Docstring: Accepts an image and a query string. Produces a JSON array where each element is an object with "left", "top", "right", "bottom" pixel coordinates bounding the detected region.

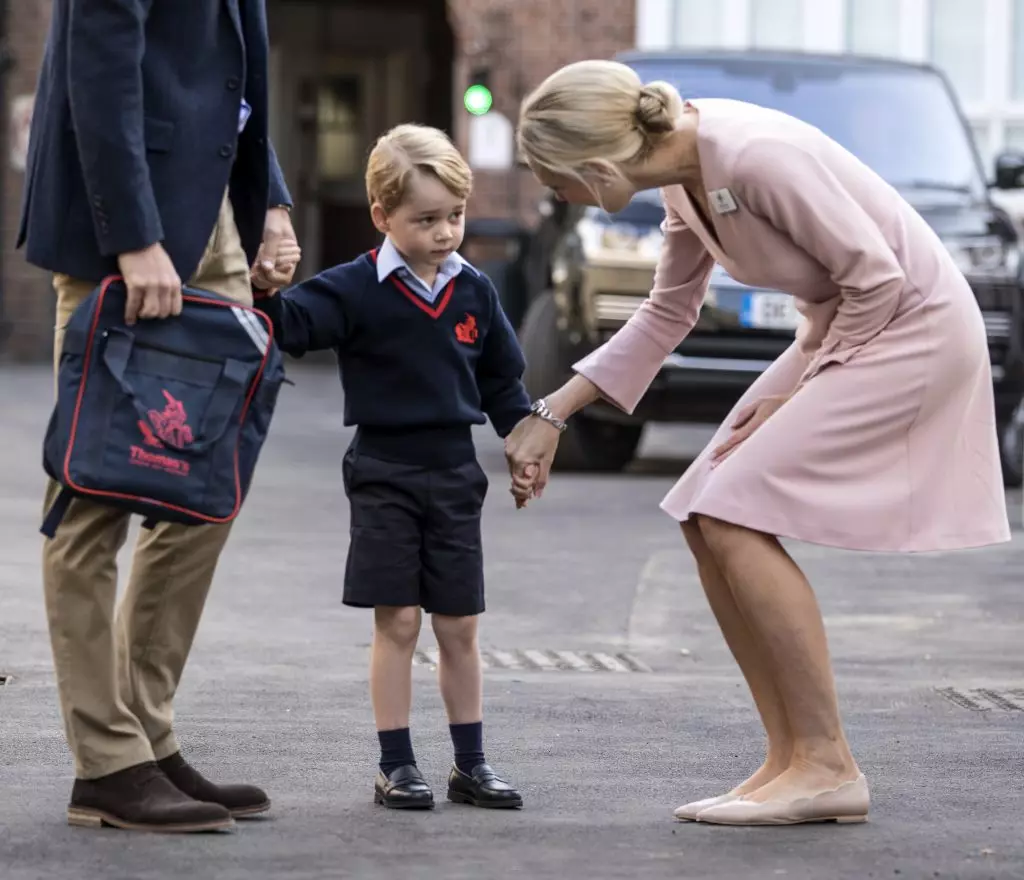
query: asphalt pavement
[{"left": 0, "top": 362, "right": 1021, "bottom": 880}]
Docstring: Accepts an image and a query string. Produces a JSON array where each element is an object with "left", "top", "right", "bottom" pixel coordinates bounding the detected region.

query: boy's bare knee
[
  {"left": 432, "top": 613, "right": 478, "bottom": 654},
  {"left": 374, "top": 606, "right": 422, "bottom": 649}
]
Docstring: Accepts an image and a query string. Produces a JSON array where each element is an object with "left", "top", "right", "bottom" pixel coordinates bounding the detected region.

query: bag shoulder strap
[{"left": 40, "top": 487, "right": 75, "bottom": 539}]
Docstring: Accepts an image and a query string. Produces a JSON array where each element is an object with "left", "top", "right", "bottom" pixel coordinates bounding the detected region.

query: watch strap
[{"left": 530, "top": 398, "right": 567, "bottom": 432}]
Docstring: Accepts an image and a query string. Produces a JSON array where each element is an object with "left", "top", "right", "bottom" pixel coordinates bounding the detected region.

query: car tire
[
  {"left": 998, "top": 401, "right": 1024, "bottom": 488},
  {"left": 519, "top": 291, "right": 643, "bottom": 472}
]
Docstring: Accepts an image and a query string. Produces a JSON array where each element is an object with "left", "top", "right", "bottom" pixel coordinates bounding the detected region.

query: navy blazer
[{"left": 17, "top": 0, "right": 292, "bottom": 284}]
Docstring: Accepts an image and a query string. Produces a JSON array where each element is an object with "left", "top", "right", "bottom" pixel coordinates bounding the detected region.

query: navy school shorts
[{"left": 341, "top": 448, "right": 487, "bottom": 616}]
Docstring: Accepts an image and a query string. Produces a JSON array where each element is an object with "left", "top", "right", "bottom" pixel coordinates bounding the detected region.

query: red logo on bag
[
  {"left": 129, "top": 389, "right": 191, "bottom": 477},
  {"left": 137, "top": 419, "right": 164, "bottom": 448},
  {"left": 148, "top": 391, "right": 194, "bottom": 447},
  {"left": 455, "top": 313, "right": 478, "bottom": 344}
]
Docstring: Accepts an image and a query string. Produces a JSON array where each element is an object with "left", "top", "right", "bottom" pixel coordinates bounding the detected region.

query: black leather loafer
[
  {"left": 447, "top": 763, "right": 523, "bottom": 809},
  {"left": 374, "top": 765, "right": 435, "bottom": 809}
]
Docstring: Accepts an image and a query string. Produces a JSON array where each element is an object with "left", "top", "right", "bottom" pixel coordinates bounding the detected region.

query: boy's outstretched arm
[
  {"left": 252, "top": 260, "right": 357, "bottom": 358},
  {"left": 477, "top": 282, "right": 533, "bottom": 438}
]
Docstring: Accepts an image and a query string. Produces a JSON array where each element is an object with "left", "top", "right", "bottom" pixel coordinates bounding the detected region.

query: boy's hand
[
  {"left": 251, "top": 240, "right": 302, "bottom": 292},
  {"left": 512, "top": 464, "right": 539, "bottom": 509}
]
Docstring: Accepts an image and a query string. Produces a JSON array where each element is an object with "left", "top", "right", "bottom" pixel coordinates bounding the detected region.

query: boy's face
[{"left": 372, "top": 170, "right": 467, "bottom": 274}]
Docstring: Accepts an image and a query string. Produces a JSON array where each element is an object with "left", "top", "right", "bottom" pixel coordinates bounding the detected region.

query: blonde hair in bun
[
  {"left": 517, "top": 59, "right": 684, "bottom": 186},
  {"left": 634, "top": 82, "right": 684, "bottom": 136}
]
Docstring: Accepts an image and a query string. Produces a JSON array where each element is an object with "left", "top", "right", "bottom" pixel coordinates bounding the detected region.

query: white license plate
[{"left": 740, "top": 292, "right": 799, "bottom": 331}]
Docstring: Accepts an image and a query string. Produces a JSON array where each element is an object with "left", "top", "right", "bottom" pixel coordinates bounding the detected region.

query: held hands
[
  {"left": 505, "top": 384, "right": 790, "bottom": 502},
  {"left": 504, "top": 414, "right": 562, "bottom": 508},
  {"left": 117, "top": 208, "right": 301, "bottom": 325},
  {"left": 710, "top": 393, "right": 790, "bottom": 467},
  {"left": 511, "top": 464, "right": 540, "bottom": 509},
  {"left": 117, "top": 242, "right": 182, "bottom": 325},
  {"left": 250, "top": 239, "right": 302, "bottom": 292},
  {"left": 250, "top": 207, "right": 302, "bottom": 293}
]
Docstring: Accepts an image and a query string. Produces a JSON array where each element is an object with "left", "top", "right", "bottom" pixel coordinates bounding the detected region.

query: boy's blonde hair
[
  {"left": 517, "top": 59, "right": 683, "bottom": 184},
  {"left": 365, "top": 124, "right": 473, "bottom": 214}
]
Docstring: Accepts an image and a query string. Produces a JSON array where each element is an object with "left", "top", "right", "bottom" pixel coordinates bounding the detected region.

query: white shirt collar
[{"left": 376, "top": 237, "right": 476, "bottom": 286}]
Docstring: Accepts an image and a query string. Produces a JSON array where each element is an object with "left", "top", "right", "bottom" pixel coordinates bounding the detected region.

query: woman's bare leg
[
  {"left": 694, "top": 515, "right": 859, "bottom": 802},
  {"left": 681, "top": 521, "right": 793, "bottom": 793}
]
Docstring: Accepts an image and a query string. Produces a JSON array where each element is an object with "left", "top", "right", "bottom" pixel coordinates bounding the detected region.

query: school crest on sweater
[{"left": 455, "top": 313, "right": 479, "bottom": 345}]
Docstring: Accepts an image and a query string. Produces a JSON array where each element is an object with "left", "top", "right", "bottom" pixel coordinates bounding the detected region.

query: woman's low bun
[{"left": 634, "top": 81, "right": 684, "bottom": 136}]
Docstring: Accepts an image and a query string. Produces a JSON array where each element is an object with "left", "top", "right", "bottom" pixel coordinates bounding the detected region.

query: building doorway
[{"left": 267, "top": 0, "right": 454, "bottom": 275}]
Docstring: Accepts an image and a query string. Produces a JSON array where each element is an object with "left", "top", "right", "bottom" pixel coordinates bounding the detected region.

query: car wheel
[
  {"left": 998, "top": 400, "right": 1024, "bottom": 488},
  {"left": 519, "top": 291, "right": 643, "bottom": 472}
]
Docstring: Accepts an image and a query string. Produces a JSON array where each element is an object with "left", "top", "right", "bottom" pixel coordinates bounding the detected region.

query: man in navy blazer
[{"left": 19, "top": 0, "right": 298, "bottom": 833}]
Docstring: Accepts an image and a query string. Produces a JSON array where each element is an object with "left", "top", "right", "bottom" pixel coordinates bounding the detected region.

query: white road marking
[
  {"left": 552, "top": 650, "right": 592, "bottom": 672},
  {"left": 489, "top": 650, "right": 523, "bottom": 670},
  {"left": 590, "top": 652, "right": 630, "bottom": 673},
  {"left": 522, "top": 649, "right": 557, "bottom": 670},
  {"left": 617, "top": 652, "right": 653, "bottom": 673},
  {"left": 626, "top": 549, "right": 701, "bottom": 650}
]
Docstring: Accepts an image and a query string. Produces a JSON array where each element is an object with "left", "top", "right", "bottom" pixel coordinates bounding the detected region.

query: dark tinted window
[{"left": 625, "top": 57, "right": 985, "bottom": 195}]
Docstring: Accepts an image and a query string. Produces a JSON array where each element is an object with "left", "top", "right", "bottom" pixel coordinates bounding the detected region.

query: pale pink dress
[{"left": 573, "top": 99, "right": 1010, "bottom": 552}]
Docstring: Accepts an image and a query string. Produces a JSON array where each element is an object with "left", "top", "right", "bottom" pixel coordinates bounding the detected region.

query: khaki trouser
[{"left": 43, "top": 192, "right": 253, "bottom": 779}]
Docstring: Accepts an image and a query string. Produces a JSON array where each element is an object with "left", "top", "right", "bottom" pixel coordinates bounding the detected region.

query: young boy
[{"left": 250, "top": 124, "right": 535, "bottom": 810}]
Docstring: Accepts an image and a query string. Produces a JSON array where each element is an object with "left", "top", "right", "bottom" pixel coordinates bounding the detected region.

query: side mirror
[{"left": 994, "top": 151, "right": 1024, "bottom": 190}]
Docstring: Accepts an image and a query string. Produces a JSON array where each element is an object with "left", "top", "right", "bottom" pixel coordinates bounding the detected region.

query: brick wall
[
  {"left": 448, "top": 0, "right": 636, "bottom": 226},
  {"left": 1, "top": 0, "right": 53, "bottom": 361}
]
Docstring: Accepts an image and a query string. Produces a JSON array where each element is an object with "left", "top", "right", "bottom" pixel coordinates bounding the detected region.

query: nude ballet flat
[
  {"left": 673, "top": 793, "right": 739, "bottom": 822},
  {"left": 694, "top": 774, "right": 870, "bottom": 826}
]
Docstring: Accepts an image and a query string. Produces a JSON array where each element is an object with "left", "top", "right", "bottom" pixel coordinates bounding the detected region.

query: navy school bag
[{"left": 41, "top": 275, "right": 286, "bottom": 537}]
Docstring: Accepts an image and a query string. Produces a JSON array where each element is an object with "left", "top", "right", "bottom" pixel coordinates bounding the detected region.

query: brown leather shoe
[
  {"left": 158, "top": 752, "right": 270, "bottom": 818},
  {"left": 68, "top": 762, "right": 234, "bottom": 832}
]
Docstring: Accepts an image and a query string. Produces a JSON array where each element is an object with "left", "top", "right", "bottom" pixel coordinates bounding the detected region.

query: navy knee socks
[
  {"left": 378, "top": 722, "right": 485, "bottom": 775},
  {"left": 450, "top": 721, "right": 485, "bottom": 775},
  {"left": 378, "top": 728, "right": 416, "bottom": 775}
]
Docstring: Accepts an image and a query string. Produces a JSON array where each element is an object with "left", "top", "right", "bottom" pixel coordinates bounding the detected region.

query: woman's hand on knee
[{"left": 711, "top": 394, "right": 790, "bottom": 466}]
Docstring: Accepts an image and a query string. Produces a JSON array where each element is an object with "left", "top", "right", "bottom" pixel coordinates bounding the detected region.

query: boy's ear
[{"left": 370, "top": 202, "right": 390, "bottom": 235}]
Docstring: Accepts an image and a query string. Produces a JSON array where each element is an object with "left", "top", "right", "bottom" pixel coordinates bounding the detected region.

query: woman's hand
[
  {"left": 504, "top": 376, "right": 602, "bottom": 507},
  {"left": 504, "top": 415, "right": 562, "bottom": 507},
  {"left": 710, "top": 393, "right": 790, "bottom": 466}
]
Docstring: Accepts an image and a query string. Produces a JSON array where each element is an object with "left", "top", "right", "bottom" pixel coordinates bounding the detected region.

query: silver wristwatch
[{"left": 530, "top": 398, "right": 568, "bottom": 433}]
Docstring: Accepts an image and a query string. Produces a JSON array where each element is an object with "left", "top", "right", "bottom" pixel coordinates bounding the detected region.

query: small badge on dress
[{"left": 709, "top": 188, "right": 738, "bottom": 214}]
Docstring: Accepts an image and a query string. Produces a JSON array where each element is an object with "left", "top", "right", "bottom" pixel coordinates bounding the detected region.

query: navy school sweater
[{"left": 255, "top": 250, "right": 532, "bottom": 468}]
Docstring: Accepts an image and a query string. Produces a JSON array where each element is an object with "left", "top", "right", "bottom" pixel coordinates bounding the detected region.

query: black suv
[{"left": 518, "top": 49, "right": 1024, "bottom": 485}]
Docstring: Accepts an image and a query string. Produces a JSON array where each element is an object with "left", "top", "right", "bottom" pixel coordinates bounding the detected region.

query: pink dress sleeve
[
  {"left": 734, "top": 138, "right": 905, "bottom": 386},
  {"left": 572, "top": 198, "right": 715, "bottom": 413}
]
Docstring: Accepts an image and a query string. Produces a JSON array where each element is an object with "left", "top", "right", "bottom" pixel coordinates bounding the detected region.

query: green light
[{"left": 464, "top": 84, "right": 493, "bottom": 116}]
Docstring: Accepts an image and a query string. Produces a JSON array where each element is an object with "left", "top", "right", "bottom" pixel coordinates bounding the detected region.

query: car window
[{"left": 624, "top": 57, "right": 985, "bottom": 197}]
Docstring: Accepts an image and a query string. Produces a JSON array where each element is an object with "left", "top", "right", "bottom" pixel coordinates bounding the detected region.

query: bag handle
[{"left": 102, "top": 328, "right": 252, "bottom": 456}]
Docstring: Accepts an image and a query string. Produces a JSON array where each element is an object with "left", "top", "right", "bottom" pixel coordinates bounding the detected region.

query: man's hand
[
  {"left": 259, "top": 207, "right": 296, "bottom": 275},
  {"left": 251, "top": 240, "right": 302, "bottom": 292},
  {"left": 117, "top": 243, "right": 182, "bottom": 326}
]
